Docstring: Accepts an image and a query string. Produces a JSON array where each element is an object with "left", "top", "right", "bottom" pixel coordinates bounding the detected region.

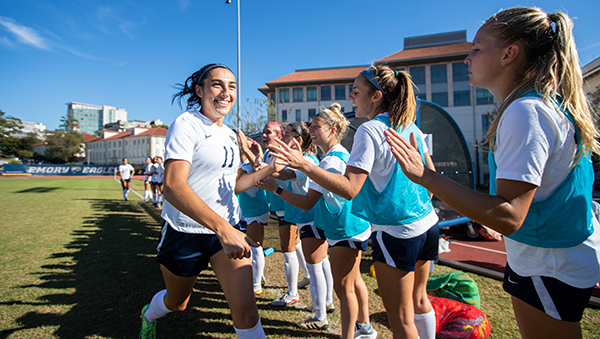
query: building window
[
  {"left": 477, "top": 88, "right": 494, "bottom": 105},
  {"left": 293, "top": 88, "right": 303, "bottom": 102},
  {"left": 453, "top": 63, "right": 471, "bottom": 106},
  {"left": 410, "top": 66, "right": 426, "bottom": 100},
  {"left": 269, "top": 93, "right": 276, "bottom": 105},
  {"left": 280, "top": 88, "right": 289, "bottom": 103},
  {"left": 295, "top": 109, "right": 301, "bottom": 121},
  {"left": 482, "top": 115, "right": 491, "bottom": 134},
  {"left": 308, "top": 109, "right": 316, "bottom": 119},
  {"left": 282, "top": 110, "right": 287, "bottom": 122},
  {"left": 321, "top": 86, "right": 331, "bottom": 101},
  {"left": 430, "top": 64, "right": 448, "bottom": 107},
  {"left": 335, "top": 85, "right": 346, "bottom": 100},
  {"left": 307, "top": 87, "right": 317, "bottom": 102}
]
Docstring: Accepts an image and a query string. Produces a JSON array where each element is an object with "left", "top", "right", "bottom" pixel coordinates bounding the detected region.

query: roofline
[
  {"left": 379, "top": 52, "right": 470, "bottom": 64},
  {"left": 293, "top": 64, "right": 370, "bottom": 73}
]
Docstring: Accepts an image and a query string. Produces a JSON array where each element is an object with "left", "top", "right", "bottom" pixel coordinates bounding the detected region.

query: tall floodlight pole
[{"left": 226, "top": 0, "right": 241, "bottom": 130}]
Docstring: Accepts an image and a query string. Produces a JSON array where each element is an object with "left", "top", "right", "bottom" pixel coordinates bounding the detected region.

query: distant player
[
  {"left": 151, "top": 156, "right": 165, "bottom": 208},
  {"left": 140, "top": 157, "right": 154, "bottom": 204},
  {"left": 118, "top": 158, "right": 135, "bottom": 201}
]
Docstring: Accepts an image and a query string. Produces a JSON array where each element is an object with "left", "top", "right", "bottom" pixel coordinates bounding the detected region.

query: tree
[
  {"left": 0, "top": 109, "right": 23, "bottom": 137},
  {"left": 45, "top": 115, "right": 84, "bottom": 163},
  {"left": 0, "top": 133, "right": 40, "bottom": 158},
  {"left": 224, "top": 97, "right": 275, "bottom": 136}
]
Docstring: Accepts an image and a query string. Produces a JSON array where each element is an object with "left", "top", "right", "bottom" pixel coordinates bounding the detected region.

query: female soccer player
[
  {"left": 386, "top": 7, "right": 600, "bottom": 339},
  {"left": 139, "top": 63, "right": 281, "bottom": 339},
  {"left": 272, "top": 65, "right": 438, "bottom": 339}
]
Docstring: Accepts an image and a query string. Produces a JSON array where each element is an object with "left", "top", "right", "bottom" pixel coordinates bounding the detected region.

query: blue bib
[
  {"left": 351, "top": 115, "right": 434, "bottom": 225},
  {"left": 489, "top": 91, "right": 594, "bottom": 248},
  {"left": 314, "top": 149, "right": 371, "bottom": 240},
  {"left": 263, "top": 150, "right": 286, "bottom": 212},
  {"left": 284, "top": 154, "right": 319, "bottom": 224}
]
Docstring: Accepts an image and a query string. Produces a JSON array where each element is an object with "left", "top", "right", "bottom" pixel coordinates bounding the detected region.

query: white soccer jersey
[
  {"left": 119, "top": 164, "right": 135, "bottom": 180},
  {"left": 161, "top": 110, "right": 242, "bottom": 234}
]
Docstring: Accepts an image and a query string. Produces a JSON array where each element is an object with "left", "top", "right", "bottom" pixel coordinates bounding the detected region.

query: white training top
[
  {"left": 118, "top": 164, "right": 135, "bottom": 180},
  {"left": 309, "top": 144, "right": 347, "bottom": 214},
  {"left": 144, "top": 163, "right": 154, "bottom": 181},
  {"left": 161, "top": 110, "right": 241, "bottom": 234},
  {"left": 151, "top": 163, "right": 164, "bottom": 183},
  {"left": 348, "top": 112, "right": 437, "bottom": 238},
  {"left": 496, "top": 96, "right": 600, "bottom": 288}
]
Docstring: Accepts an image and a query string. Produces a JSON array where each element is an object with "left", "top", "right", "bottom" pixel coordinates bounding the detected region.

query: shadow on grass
[{"left": 0, "top": 198, "right": 235, "bottom": 338}]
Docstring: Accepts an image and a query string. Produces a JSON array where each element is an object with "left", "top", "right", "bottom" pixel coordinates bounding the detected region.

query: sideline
[{"left": 451, "top": 241, "right": 507, "bottom": 255}]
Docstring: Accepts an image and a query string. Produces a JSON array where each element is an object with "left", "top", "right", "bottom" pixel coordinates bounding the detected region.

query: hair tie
[
  {"left": 195, "top": 64, "right": 230, "bottom": 85},
  {"left": 289, "top": 121, "right": 303, "bottom": 137},
  {"left": 361, "top": 67, "right": 390, "bottom": 102},
  {"left": 316, "top": 111, "right": 334, "bottom": 126},
  {"left": 394, "top": 70, "right": 399, "bottom": 77}
]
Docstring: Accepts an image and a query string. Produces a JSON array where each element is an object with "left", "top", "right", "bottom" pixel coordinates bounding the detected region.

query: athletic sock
[
  {"left": 414, "top": 308, "right": 436, "bottom": 339},
  {"left": 126, "top": 189, "right": 130, "bottom": 197},
  {"left": 295, "top": 242, "right": 310, "bottom": 280},
  {"left": 251, "top": 246, "right": 265, "bottom": 292},
  {"left": 158, "top": 194, "right": 163, "bottom": 204},
  {"left": 144, "top": 289, "right": 171, "bottom": 322},
  {"left": 144, "top": 190, "right": 151, "bottom": 201},
  {"left": 282, "top": 252, "right": 299, "bottom": 296},
  {"left": 153, "top": 193, "right": 157, "bottom": 202},
  {"left": 321, "top": 256, "right": 334, "bottom": 306},
  {"left": 306, "top": 261, "right": 327, "bottom": 321},
  {"left": 234, "top": 318, "right": 265, "bottom": 339},
  {"left": 123, "top": 189, "right": 127, "bottom": 198}
]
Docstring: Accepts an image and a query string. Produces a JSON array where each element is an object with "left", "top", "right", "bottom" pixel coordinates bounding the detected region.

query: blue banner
[{"left": 3, "top": 164, "right": 120, "bottom": 176}]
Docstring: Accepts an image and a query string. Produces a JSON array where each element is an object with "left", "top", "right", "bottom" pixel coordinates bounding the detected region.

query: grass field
[{"left": 0, "top": 177, "right": 599, "bottom": 338}]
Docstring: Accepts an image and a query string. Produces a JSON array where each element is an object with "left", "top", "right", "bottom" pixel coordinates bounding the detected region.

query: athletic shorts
[
  {"left": 233, "top": 220, "right": 248, "bottom": 233},
  {"left": 156, "top": 222, "right": 223, "bottom": 277},
  {"left": 371, "top": 224, "right": 439, "bottom": 271},
  {"left": 503, "top": 263, "right": 594, "bottom": 322},
  {"left": 155, "top": 182, "right": 163, "bottom": 187},
  {"left": 243, "top": 212, "right": 270, "bottom": 226},
  {"left": 122, "top": 178, "right": 131, "bottom": 183},
  {"left": 299, "top": 224, "right": 325, "bottom": 240},
  {"left": 329, "top": 238, "right": 369, "bottom": 251}
]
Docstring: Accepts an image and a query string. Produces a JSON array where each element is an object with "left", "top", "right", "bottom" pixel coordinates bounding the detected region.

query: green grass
[{"left": 0, "top": 177, "right": 598, "bottom": 338}]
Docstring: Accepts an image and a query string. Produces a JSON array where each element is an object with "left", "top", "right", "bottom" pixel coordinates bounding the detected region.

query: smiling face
[
  {"left": 309, "top": 116, "right": 333, "bottom": 147},
  {"left": 283, "top": 125, "right": 300, "bottom": 150},
  {"left": 195, "top": 67, "right": 236, "bottom": 125},
  {"left": 261, "top": 123, "right": 281, "bottom": 147}
]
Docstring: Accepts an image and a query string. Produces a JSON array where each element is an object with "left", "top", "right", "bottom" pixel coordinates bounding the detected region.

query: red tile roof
[
  {"left": 124, "top": 127, "right": 167, "bottom": 137},
  {"left": 266, "top": 66, "right": 366, "bottom": 86},
  {"left": 377, "top": 42, "right": 472, "bottom": 63}
]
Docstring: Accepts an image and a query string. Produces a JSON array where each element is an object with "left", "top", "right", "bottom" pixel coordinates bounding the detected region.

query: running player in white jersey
[
  {"left": 139, "top": 63, "right": 280, "bottom": 339},
  {"left": 118, "top": 158, "right": 135, "bottom": 201}
]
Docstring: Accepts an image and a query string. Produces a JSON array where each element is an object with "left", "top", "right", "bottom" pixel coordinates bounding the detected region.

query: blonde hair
[
  {"left": 483, "top": 7, "right": 600, "bottom": 162},
  {"left": 316, "top": 103, "right": 350, "bottom": 143},
  {"left": 362, "top": 64, "right": 417, "bottom": 131}
]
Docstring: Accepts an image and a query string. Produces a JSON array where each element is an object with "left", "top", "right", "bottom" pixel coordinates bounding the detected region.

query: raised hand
[
  {"left": 384, "top": 127, "right": 427, "bottom": 184},
  {"left": 255, "top": 175, "right": 278, "bottom": 192},
  {"left": 270, "top": 138, "right": 306, "bottom": 170}
]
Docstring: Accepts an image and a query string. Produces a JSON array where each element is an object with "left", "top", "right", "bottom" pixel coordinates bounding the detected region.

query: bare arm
[
  {"left": 235, "top": 160, "right": 283, "bottom": 194},
  {"left": 163, "top": 159, "right": 257, "bottom": 259},
  {"left": 385, "top": 128, "right": 536, "bottom": 235},
  {"left": 256, "top": 176, "right": 322, "bottom": 211},
  {"left": 237, "top": 129, "right": 257, "bottom": 167},
  {"left": 270, "top": 138, "right": 368, "bottom": 200},
  {"left": 423, "top": 152, "right": 435, "bottom": 199}
]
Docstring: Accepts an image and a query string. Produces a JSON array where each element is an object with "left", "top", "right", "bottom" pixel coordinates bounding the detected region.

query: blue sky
[{"left": 1, "top": 0, "right": 599, "bottom": 131}]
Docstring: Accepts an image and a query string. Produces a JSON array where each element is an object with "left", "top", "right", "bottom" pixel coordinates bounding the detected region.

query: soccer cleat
[
  {"left": 139, "top": 304, "right": 156, "bottom": 339},
  {"left": 298, "top": 277, "right": 310, "bottom": 289},
  {"left": 354, "top": 321, "right": 377, "bottom": 339},
  {"left": 305, "top": 303, "right": 335, "bottom": 314},
  {"left": 270, "top": 292, "right": 299, "bottom": 306},
  {"left": 139, "top": 201, "right": 146, "bottom": 205},
  {"left": 254, "top": 287, "right": 263, "bottom": 296},
  {"left": 261, "top": 276, "right": 266, "bottom": 286},
  {"left": 124, "top": 197, "right": 129, "bottom": 201},
  {"left": 296, "top": 316, "right": 329, "bottom": 330}
]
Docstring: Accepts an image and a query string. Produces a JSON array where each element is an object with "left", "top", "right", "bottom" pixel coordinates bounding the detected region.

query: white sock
[
  {"left": 126, "top": 189, "right": 130, "bottom": 197},
  {"left": 144, "top": 190, "right": 151, "bottom": 201},
  {"left": 295, "top": 242, "right": 310, "bottom": 280},
  {"left": 144, "top": 289, "right": 171, "bottom": 322},
  {"left": 282, "top": 252, "right": 298, "bottom": 295},
  {"left": 123, "top": 189, "right": 127, "bottom": 198},
  {"left": 153, "top": 193, "right": 157, "bottom": 202},
  {"left": 321, "top": 256, "right": 334, "bottom": 305},
  {"left": 158, "top": 194, "right": 163, "bottom": 204},
  {"left": 234, "top": 318, "right": 265, "bottom": 339},
  {"left": 414, "top": 308, "right": 436, "bottom": 339},
  {"left": 306, "top": 262, "right": 327, "bottom": 321},
  {"left": 251, "top": 246, "right": 265, "bottom": 292}
]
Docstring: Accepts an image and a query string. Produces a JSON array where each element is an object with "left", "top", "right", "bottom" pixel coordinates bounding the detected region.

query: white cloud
[{"left": 0, "top": 16, "right": 50, "bottom": 50}]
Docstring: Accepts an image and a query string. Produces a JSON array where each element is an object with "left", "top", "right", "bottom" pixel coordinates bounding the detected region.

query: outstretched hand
[
  {"left": 255, "top": 175, "right": 278, "bottom": 192},
  {"left": 270, "top": 138, "right": 306, "bottom": 170},
  {"left": 384, "top": 128, "right": 427, "bottom": 185}
]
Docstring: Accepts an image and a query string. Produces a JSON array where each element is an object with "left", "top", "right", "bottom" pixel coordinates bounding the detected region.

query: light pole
[{"left": 226, "top": 0, "right": 241, "bottom": 130}]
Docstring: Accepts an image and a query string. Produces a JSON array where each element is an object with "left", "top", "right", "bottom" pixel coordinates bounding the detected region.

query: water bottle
[{"left": 263, "top": 247, "right": 274, "bottom": 257}]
